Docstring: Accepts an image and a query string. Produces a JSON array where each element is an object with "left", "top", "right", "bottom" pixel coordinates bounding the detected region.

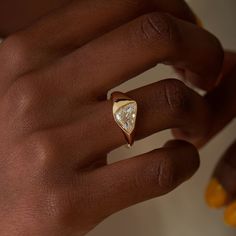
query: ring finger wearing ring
[{"left": 48, "top": 79, "right": 209, "bottom": 167}]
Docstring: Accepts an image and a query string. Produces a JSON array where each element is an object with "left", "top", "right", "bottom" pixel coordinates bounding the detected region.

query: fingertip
[
  {"left": 164, "top": 140, "right": 200, "bottom": 182},
  {"left": 165, "top": 140, "right": 199, "bottom": 160}
]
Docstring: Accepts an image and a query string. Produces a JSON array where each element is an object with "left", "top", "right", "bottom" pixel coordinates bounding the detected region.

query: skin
[
  {"left": 0, "top": 0, "right": 234, "bottom": 234},
  {"left": 203, "top": 52, "right": 236, "bottom": 222}
]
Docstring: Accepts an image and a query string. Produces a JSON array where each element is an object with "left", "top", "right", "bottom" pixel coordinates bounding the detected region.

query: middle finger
[{"left": 31, "top": 11, "right": 223, "bottom": 101}]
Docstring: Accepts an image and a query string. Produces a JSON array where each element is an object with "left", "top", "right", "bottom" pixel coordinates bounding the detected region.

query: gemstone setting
[{"left": 113, "top": 101, "right": 137, "bottom": 135}]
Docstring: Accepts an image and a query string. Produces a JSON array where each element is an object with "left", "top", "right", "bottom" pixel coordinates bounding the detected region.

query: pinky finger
[{"left": 85, "top": 140, "right": 199, "bottom": 218}]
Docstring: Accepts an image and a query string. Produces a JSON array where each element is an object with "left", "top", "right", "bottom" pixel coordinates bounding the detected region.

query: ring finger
[{"left": 37, "top": 79, "right": 209, "bottom": 166}]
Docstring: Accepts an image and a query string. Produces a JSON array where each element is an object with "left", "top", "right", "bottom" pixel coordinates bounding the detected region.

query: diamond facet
[{"left": 113, "top": 101, "right": 137, "bottom": 134}]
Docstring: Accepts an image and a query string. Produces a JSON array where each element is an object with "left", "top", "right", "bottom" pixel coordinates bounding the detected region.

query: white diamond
[{"left": 114, "top": 102, "right": 137, "bottom": 134}]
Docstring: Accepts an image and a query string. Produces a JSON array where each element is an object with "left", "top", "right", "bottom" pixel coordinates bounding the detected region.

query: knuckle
[
  {"left": 135, "top": 155, "right": 176, "bottom": 191},
  {"left": 4, "top": 78, "right": 41, "bottom": 130},
  {"left": 139, "top": 13, "right": 180, "bottom": 48},
  {"left": 158, "top": 159, "right": 175, "bottom": 189},
  {"left": 1, "top": 35, "right": 31, "bottom": 72},
  {"left": 161, "top": 79, "right": 191, "bottom": 117},
  {"left": 26, "top": 132, "right": 58, "bottom": 164},
  {"left": 154, "top": 157, "right": 175, "bottom": 189}
]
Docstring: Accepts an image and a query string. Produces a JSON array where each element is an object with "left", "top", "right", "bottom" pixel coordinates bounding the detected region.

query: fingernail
[
  {"left": 205, "top": 178, "right": 228, "bottom": 208},
  {"left": 224, "top": 201, "right": 236, "bottom": 227}
]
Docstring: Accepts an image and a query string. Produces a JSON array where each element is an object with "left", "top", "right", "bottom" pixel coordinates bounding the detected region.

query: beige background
[{"left": 88, "top": 1, "right": 236, "bottom": 236}]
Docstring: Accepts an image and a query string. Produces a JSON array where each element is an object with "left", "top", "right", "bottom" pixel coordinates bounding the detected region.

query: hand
[
  {"left": 197, "top": 51, "right": 236, "bottom": 227},
  {"left": 0, "top": 0, "right": 223, "bottom": 235}
]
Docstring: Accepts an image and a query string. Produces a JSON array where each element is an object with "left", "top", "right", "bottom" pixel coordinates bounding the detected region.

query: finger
[
  {"left": 37, "top": 12, "right": 222, "bottom": 100},
  {"left": 174, "top": 51, "right": 236, "bottom": 147},
  {"left": 100, "top": 79, "right": 209, "bottom": 150},
  {"left": 220, "top": 51, "right": 236, "bottom": 80},
  {"left": 0, "top": 0, "right": 198, "bottom": 76},
  {"left": 203, "top": 58, "right": 236, "bottom": 227},
  {"left": 205, "top": 141, "right": 236, "bottom": 214},
  {"left": 195, "top": 54, "right": 236, "bottom": 147},
  {"left": 39, "top": 79, "right": 208, "bottom": 166},
  {"left": 81, "top": 140, "right": 199, "bottom": 218}
]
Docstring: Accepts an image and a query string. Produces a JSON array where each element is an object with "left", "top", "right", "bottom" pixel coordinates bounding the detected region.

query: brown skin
[
  {"left": 203, "top": 52, "right": 236, "bottom": 202},
  {"left": 0, "top": 0, "right": 232, "bottom": 235}
]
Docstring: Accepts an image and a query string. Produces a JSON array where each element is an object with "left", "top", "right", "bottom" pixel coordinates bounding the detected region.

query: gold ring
[{"left": 111, "top": 92, "right": 137, "bottom": 147}]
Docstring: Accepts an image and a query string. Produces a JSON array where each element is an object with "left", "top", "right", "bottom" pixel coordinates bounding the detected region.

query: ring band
[{"left": 111, "top": 92, "right": 137, "bottom": 147}]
